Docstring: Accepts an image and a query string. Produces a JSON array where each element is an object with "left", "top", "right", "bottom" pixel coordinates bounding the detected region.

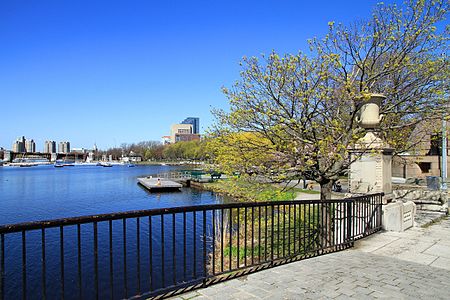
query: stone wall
[{"left": 393, "top": 186, "right": 448, "bottom": 212}]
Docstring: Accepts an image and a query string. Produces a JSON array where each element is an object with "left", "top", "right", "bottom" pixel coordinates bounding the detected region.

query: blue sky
[{"left": 0, "top": 0, "right": 395, "bottom": 150}]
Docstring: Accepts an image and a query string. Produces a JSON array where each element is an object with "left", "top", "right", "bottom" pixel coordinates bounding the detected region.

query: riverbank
[
  {"left": 136, "top": 160, "right": 207, "bottom": 166},
  {"left": 200, "top": 178, "right": 319, "bottom": 202}
]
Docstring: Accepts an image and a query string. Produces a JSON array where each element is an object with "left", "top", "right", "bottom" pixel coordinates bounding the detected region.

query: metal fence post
[{"left": 346, "top": 201, "right": 353, "bottom": 245}]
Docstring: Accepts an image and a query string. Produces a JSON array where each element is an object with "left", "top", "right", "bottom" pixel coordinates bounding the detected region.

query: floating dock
[{"left": 137, "top": 177, "right": 183, "bottom": 192}]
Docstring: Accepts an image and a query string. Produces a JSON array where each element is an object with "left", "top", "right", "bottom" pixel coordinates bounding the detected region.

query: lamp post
[
  {"left": 442, "top": 117, "right": 447, "bottom": 190},
  {"left": 440, "top": 53, "right": 448, "bottom": 191}
]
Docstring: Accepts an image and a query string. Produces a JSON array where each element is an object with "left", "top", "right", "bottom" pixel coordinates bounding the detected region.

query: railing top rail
[{"left": 0, "top": 193, "right": 384, "bottom": 234}]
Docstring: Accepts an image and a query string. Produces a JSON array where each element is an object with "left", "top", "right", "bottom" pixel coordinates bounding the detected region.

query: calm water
[
  {"left": 0, "top": 164, "right": 224, "bottom": 299},
  {"left": 0, "top": 164, "right": 222, "bottom": 225}
]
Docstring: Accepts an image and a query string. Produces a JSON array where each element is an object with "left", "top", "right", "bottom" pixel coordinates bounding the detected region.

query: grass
[{"left": 204, "top": 178, "right": 297, "bottom": 202}]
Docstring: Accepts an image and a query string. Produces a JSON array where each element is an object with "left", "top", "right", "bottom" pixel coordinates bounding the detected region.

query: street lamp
[
  {"left": 442, "top": 117, "right": 448, "bottom": 190},
  {"left": 440, "top": 52, "right": 448, "bottom": 191}
]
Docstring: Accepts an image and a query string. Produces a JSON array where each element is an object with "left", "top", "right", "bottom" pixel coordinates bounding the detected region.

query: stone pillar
[
  {"left": 349, "top": 133, "right": 394, "bottom": 201},
  {"left": 348, "top": 93, "right": 416, "bottom": 231},
  {"left": 349, "top": 94, "right": 394, "bottom": 203}
]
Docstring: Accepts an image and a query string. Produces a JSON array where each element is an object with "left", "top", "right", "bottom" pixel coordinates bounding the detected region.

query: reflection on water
[
  {"left": 0, "top": 164, "right": 223, "bottom": 224},
  {"left": 0, "top": 164, "right": 226, "bottom": 299}
]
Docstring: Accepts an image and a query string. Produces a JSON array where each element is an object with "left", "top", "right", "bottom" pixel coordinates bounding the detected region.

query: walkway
[{"left": 171, "top": 216, "right": 450, "bottom": 299}]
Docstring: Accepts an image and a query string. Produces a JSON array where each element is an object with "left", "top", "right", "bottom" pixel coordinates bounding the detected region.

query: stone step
[
  {"left": 411, "top": 199, "right": 445, "bottom": 205},
  {"left": 415, "top": 203, "right": 447, "bottom": 212}
]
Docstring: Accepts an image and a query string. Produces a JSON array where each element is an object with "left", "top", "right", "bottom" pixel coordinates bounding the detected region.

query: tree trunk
[
  {"left": 320, "top": 180, "right": 333, "bottom": 200},
  {"left": 319, "top": 180, "right": 334, "bottom": 248}
]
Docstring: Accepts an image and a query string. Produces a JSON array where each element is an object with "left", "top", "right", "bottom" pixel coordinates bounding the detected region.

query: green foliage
[
  {"left": 103, "top": 140, "right": 210, "bottom": 161},
  {"left": 212, "top": 204, "right": 324, "bottom": 271},
  {"left": 211, "top": 0, "right": 449, "bottom": 199},
  {"left": 162, "top": 140, "right": 209, "bottom": 161},
  {"left": 206, "top": 177, "right": 296, "bottom": 202}
]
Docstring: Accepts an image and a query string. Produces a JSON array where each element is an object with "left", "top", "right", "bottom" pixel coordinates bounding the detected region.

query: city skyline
[
  {"left": 6, "top": 116, "right": 200, "bottom": 152},
  {"left": 0, "top": 1, "right": 397, "bottom": 149}
]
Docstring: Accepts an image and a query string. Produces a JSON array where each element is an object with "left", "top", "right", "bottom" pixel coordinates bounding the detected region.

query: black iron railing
[{"left": 0, "top": 193, "right": 383, "bottom": 300}]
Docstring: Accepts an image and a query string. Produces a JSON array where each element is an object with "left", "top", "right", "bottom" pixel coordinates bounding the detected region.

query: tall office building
[
  {"left": 25, "top": 139, "right": 36, "bottom": 153},
  {"left": 12, "top": 136, "right": 26, "bottom": 153},
  {"left": 181, "top": 117, "right": 200, "bottom": 134},
  {"left": 58, "top": 141, "right": 71, "bottom": 154},
  {"left": 44, "top": 140, "right": 57, "bottom": 153}
]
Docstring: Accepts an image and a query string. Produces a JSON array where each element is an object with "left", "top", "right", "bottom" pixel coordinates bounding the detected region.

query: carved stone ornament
[{"left": 355, "top": 93, "right": 386, "bottom": 130}]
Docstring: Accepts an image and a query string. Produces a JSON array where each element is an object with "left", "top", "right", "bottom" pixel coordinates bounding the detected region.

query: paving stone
[
  {"left": 170, "top": 215, "right": 450, "bottom": 300},
  {"left": 180, "top": 291, "right": 201, "bottom": 299},
  {"left": 430, "top": 257, "right": 450, "bottom": 270},
  {"left": 424, "top": 244, "right": 450, "bottom": 259}
]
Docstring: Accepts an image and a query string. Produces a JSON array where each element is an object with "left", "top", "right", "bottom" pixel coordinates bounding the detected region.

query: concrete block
[
  {"left": 382, "top": 202, "right": 403, "bottom": 231},
  {"left": 382, "top": 201, "right": 416, "bottom": 232}
]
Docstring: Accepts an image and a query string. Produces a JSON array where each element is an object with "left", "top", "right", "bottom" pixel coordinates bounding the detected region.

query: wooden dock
[{"left": 137, "top": 177, "right": 183, "bottom": 192}]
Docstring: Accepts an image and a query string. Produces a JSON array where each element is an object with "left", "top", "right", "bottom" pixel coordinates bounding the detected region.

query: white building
[
  {"left": 58, "top": 141, "right": 71, "bottom": 154},
  {"left": 12, "top": 136, "right": 26, "bottom": 153},
  {"left": 25, "top": 139, "right": 36, "bottom": 153},
  {"left": 44, "top": 140, "right": 56, "bottom": 153}
]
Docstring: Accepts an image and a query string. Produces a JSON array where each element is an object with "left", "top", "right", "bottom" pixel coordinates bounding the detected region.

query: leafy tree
[
  {"left": 212, "top": 0, "right": 449, "bottom": 200},
  {"left": 161, "top": 140, "right": 209, "bottom": 161},
  {"left": 206, "top": 132, "right": 281, "bottom": 177}
]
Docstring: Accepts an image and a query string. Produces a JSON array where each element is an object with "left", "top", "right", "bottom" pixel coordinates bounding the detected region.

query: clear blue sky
[{"left": 0, "top": 0, "right": 394, "bottom": 150}]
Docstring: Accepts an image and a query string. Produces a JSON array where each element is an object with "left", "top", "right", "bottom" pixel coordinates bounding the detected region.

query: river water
[
  {"left": 0, "top": 164, "right": 222, "bottom": 225},
  {"left": 0, "top": 164, "right": 224, "bottom": 299}
]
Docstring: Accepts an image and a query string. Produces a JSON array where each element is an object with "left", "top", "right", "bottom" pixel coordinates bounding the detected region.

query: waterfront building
[
  {"left": 25, "top": 139, "right": 36, "bottom": 153},
  {"left": 12, "top": 136, "right": 26, "bottom": 153},
  {"left": 175, "top": 133, "right": 200, "bottom": 142},
  {"left": 161, "top": 136, "right": 171, "bottom": 145},
  {"left": 58, "top": 141, "right": 71, "bottom": 154},
  {"left": 2, "top": 150, "right": 12, "bottom": 162},
  {"left": 170, "top": 124, "right": 193, "bottom": 143},
  {"left": 44, "top": 140, "right": 56, "bottom": 153},
  {"left": 72, "top": 147, "right": 89, "bottom": 154},
  {"left": 181, "top": 117, "right": 200, "bottom": 134},
  {"left": 121, "top": 151, "right": 143, "bottom": 162}
]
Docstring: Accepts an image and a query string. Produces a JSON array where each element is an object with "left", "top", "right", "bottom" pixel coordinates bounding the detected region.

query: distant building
[
  {"left": 392, "top": 119, "right": 449, "bottom": 178},
  {"left": 167, "top": 117, "right": 201, "bottom": 143},
  {"left": 2, "top": 150, "right": 12, "bottom": 162},
  {"left": 181, "top": 117, "right": 200, "bottom": 134},
  {"left": 12, "top": 136, "right": 26, "bottom": 153},
  {"left": 72, "top": 147, "right": 88, "bottom": 154},
  {"left": 44, "top": 141, "right": 56, "bottom": 154},
  {"left": 170, "top": 124, "right": 193, "bottom": 143},
  {"left": 161, "top": 136, "right": 171, "bottom": 145},
  {"left": 121, "top": 151, "right": 143, "bottom": 162},
  {"left": 175, "top": 133, "right": 201, "bottom": 143},
  {"left": 25, "top": 139, "right": 36, "bottom": 153},
  {"left": 58, "top": 141, "right": 71, "bottom": 154}
]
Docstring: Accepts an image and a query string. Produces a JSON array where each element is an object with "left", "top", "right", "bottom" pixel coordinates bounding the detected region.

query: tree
[
  {"left": 212, "top": 0, "right": 449, "bottom": 200},
  {"left": 161, "top": 140, "right": 209, "bottom": 161},
  {"left": 206, "top": 132, "right": 279, "bottom": 176}
]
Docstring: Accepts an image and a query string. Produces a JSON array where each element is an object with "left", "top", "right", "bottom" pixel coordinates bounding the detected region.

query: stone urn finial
[{"left": 355, "top": 93, "right": 386, "bottom": 130}]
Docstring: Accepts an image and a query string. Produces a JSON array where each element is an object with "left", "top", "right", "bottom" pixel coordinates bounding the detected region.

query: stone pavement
[{"left": 171, "top": 217, "right": 450, "bottom": 299}]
